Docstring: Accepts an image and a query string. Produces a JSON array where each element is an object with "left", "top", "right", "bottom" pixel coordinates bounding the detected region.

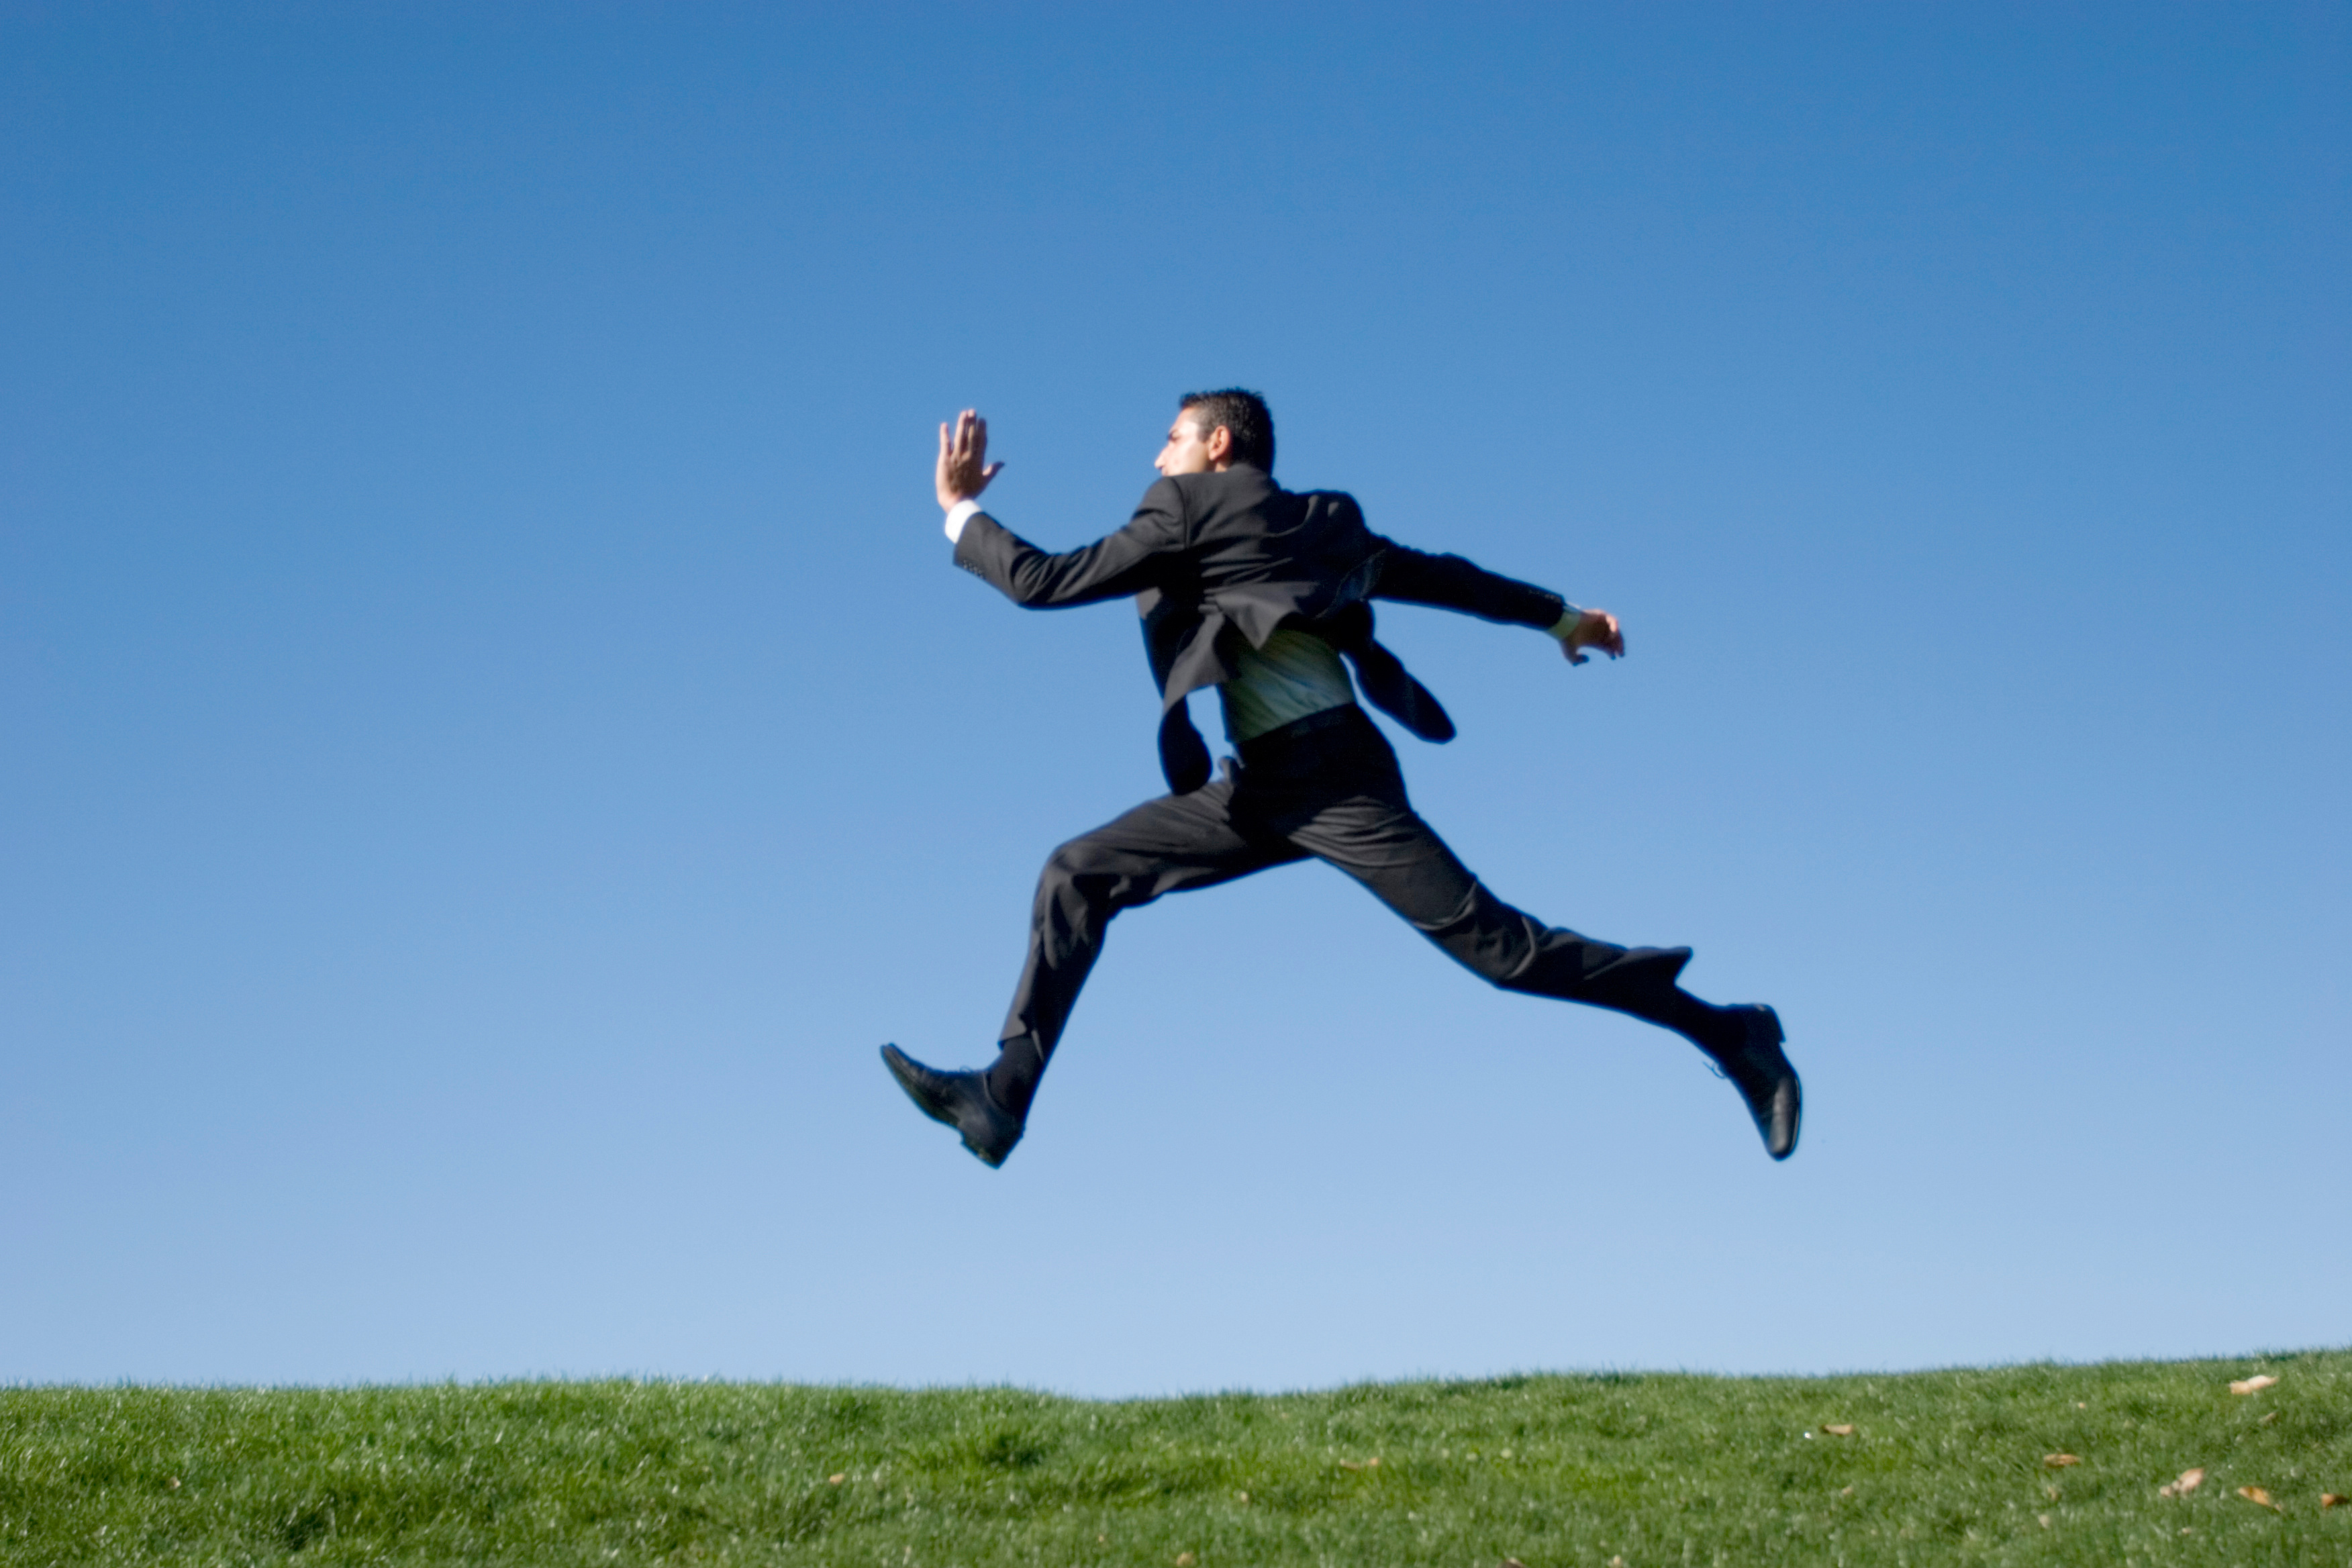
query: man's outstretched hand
[
  {"left": 936, "top": 409, "right": 1004, "bottom": 511},
  {"left": 1560, "top": 609, "right": 1625, "bottom": 665}
]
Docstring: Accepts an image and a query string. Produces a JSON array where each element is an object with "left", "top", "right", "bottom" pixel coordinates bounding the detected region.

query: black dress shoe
[
  {"left": 879, "top": 1044, "right": 1024, "bottom": 1168},
  {"left": 1718, "top": 1005, "right": 1801, "bottom": 1160}
]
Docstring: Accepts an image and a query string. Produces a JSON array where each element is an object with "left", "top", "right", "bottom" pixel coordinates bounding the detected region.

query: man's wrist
[{"left": 943, "top": 498, "right": 983, "bottom": 543}]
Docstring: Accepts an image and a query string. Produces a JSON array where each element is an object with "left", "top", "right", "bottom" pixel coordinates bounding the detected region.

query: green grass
[{"left": 4, "top": 1351, "right": 2348, "bottom": 1566}]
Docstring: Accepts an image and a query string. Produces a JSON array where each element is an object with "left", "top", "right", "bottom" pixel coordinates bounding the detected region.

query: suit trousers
[{"left": 999, "top": 705, "right": 1695, "bottom": 1060}]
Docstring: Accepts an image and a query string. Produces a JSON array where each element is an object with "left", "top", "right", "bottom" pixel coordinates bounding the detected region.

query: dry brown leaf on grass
[
  {"left": 2237, "top": 1485, "right": 2280, "bottom": 1512},
  {"left": 2157, "top": 1468, "right": 2205, "bottom": 1498},
  {"left": 826, "top": 1473, "right": 845, "bottom": 1485},
  {"left": 1502, "top": 1559, "right": 1529, "bottom": 1568},
  {"left": 2321, "top": 1494, "right": 2345, "bottom": 1509},
  {"left": 1822, "top": 1423, "right": 1855, "bottom": 1436},
  {"left": 1175, "top": 1554, "right": 1195, "bottom": 1567},
  {"left": 2229, "top": 1373, "right": 2279, "bottom": 1395},
  {"left": 2044, "top": 1453, "right": 2081, "bottom": 1468}
]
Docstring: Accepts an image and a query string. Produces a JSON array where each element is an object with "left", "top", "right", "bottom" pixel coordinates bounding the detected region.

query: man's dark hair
[{"left": 1179, "top": 388, "right": 1275, "bottom": 472}]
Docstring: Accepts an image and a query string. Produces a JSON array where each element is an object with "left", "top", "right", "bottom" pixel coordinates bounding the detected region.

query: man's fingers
[
  {"left": 1559, "top": 609, "right": 1626, "bottom": 665},
  {"left": 938, "top": 410, "right": 997, "bottom": 497}
]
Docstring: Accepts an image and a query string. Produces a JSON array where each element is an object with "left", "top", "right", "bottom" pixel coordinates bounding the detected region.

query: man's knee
[
  {"left": 1034, "top": 835, "right": 1144, "bottom": 925},
  {"left": 1039, "top": 834, "right": 1116, "bottom": 893},
  {"left": 1414, "top": 882, "right": 1543, "bottom": 985}
]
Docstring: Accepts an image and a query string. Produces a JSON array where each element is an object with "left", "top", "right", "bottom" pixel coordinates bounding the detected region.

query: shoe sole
[{"left": 1747, "top": 1006, "right": 1800, "bottom": 1161}]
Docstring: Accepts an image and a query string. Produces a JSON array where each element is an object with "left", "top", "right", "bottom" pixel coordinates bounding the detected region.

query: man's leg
[
  {"left": 1263, "top": 720, "right": 1798, "bottom": 1156},
  {"left": 885, "top": 777, "right": 1295, "bottom": 1165},
  {"left": 1286, "top": 789, "right": 1701, "bottom": 1028},
  {"left": 985, "top": 775, "right": 1302, "bottom": 1119}
]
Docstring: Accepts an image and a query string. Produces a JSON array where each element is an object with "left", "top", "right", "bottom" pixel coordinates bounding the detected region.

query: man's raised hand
[
  {"left": 936, "top": 409, "right": 1005, "bottom": 511},
  {"left": 1560, "top": 609, "right": 1626, "bottom": 665}
]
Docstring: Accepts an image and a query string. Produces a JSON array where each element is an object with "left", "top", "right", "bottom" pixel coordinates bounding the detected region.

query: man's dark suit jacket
[{"left": 954, "top": 464, "right": 1569, "bottom": 793}]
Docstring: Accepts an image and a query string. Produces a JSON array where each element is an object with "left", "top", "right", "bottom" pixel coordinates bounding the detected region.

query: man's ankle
[
  {"left": 983, "top": 1033, "right": 1046, "bottom": 1121},
  {"left": 1663, "top": 991, "right": 1739, "bottom": 1059}
]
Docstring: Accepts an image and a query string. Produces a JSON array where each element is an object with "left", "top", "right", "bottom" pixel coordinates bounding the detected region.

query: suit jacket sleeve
[
  {"left": 1368, "top": 535, "right": 1567, "bottom": 630},
  {"left": 951, "top": 477, "right": 1187, "bottom": 608}
]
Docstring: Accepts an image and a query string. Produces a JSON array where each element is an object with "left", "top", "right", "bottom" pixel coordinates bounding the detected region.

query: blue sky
[{"left": 3, "top": 3, "right": 2345, "bottom": 1394}]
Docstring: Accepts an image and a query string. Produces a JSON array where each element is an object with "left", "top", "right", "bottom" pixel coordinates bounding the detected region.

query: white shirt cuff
[
  {"left": 943, "top": 499, "right": 983, "bottom": 543},
  {"left": 1549, "top": 604, "right": 1585, "bottom": 639}
]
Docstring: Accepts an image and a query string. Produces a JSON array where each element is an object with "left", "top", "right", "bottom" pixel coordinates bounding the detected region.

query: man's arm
[
  {"left": 935, "top": 408, "right": 1185, "bottom": 608},
  {"left": 1371, "top": 536, "right": 1626, "bottom": 664}
]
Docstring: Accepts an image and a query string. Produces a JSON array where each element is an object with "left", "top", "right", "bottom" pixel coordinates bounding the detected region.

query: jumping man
[{"left": 882, "top": 391, "right": 1800, "bottom": 1168}]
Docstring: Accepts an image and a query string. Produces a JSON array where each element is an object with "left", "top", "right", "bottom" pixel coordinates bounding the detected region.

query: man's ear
[{"left": 1205, "top": 425, "right": 1234, "bottom": 467}]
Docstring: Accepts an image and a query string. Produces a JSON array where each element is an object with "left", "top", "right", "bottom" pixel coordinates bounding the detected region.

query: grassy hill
[{"left": 3, "top": 1349, "right": 2347, "bottom": 1565}]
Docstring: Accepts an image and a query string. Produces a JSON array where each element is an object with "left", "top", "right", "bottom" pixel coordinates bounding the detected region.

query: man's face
[{"left": 1155, "top": 411, "right": 1225, "bottom": 476}]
